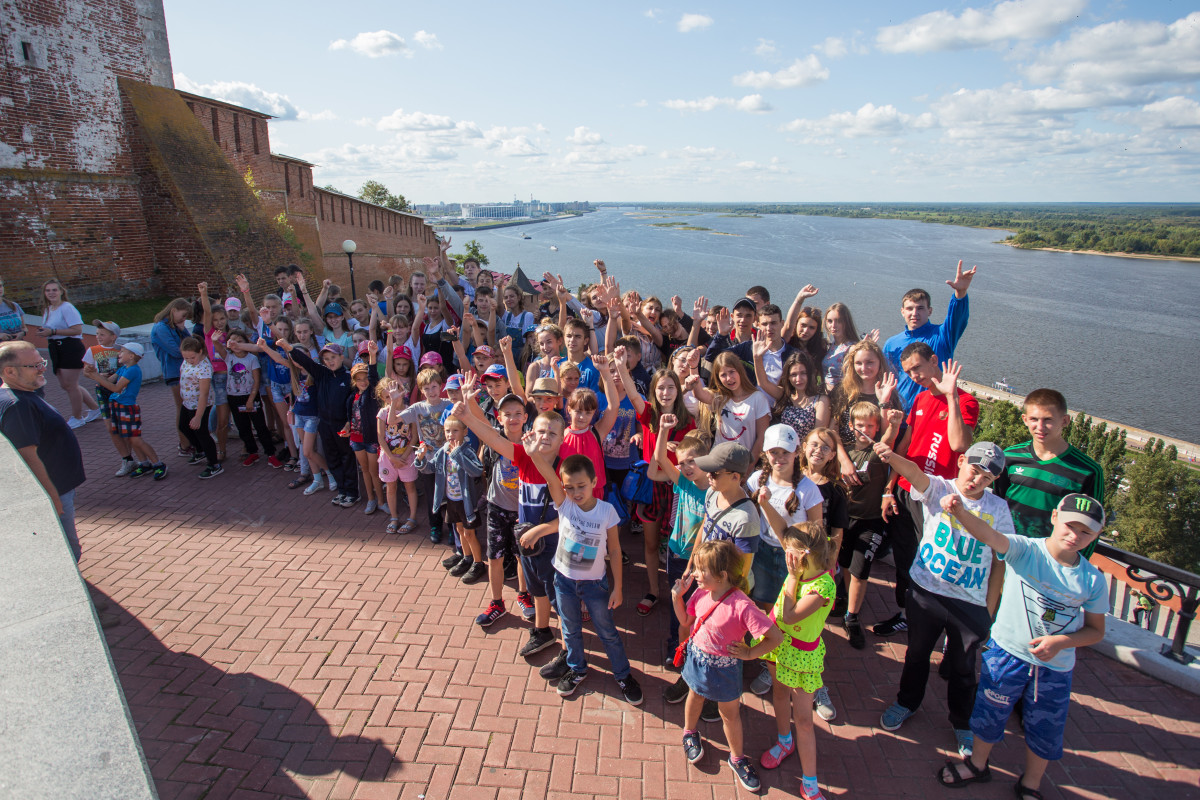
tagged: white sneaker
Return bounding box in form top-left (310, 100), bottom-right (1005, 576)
top-left (67, 416), bottom-right (85, 429)
top-left (326, 472), bottom-right (338, 491)
top-left (814, 686), bottom-right (837, 721)
top-left (304, 475), bottom-right (324, 495)
top-left (115, 459), bottom-right (135, 477)
top-left (83, 408), bottom-right (103, 424)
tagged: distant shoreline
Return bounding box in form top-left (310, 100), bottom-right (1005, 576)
top-left (1000, 241), bottom-right (1200, 263)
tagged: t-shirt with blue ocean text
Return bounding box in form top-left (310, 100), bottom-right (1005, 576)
top-left (909, 474), bottom-right (1014, 607)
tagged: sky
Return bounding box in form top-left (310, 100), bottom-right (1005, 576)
top-left (162, 1), bottom-right (1200, 204)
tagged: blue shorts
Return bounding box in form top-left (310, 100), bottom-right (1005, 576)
top-left (293, 414), bottom-right (320, 434)
top-left (349, 440), bottom-right (378, 454)
top-left (970, 640), bottom-right (1073, 761)
top-left (269, 381), bottom-right (291, 403)
top-left (749, 541), bottom-right (787, 605)
top-left (520, 532), bottom-right (558, 599)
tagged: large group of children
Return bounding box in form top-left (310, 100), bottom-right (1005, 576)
top-left (80, 242), bottom-right (1108, 799)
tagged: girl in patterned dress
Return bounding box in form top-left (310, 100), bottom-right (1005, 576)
top-left (756, 523), bottom-right (837, 800)
top-left (762, 350), bottom-right (831, 445)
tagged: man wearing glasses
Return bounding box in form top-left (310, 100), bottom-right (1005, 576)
top-left (0, 341), bottom-right (86, 560)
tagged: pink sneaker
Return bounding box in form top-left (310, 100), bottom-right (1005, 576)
top-left (759, 738), bottom-right (795, 770)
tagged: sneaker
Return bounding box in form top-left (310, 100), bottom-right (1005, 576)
top-left (682, 731), bottom-right (704, 764)
top-left (66, 416), bottom-right (86, 430)
top-left (813, 686), bottom-right (836, 721)
top-left (539, 651), bottom-right (570, 681)
top-left (129, 463), bottom-right (153, 478)
top-left (617, 675), bottom-right (644, 706)
top-left (630, 519), bottom-right (644, 535)
top-left (331, 493), bottom-right (346, 506)
top-left (338, 495), bottom-right (359, 508)
top-left (845, 615), bottom-right (866, 650)
top-left (880, 702), bottom-right (915, 732)
top-left (476, 599), bottom-right (506, 628)
top-left (954, 728), bottom-right (974, 759)
top-left (364, 499), bottom-right (378, 515)
top-left (728, 756), bottom-right (761, 792)
top-left (177, 447), bottom-right (194, 459)
top-left (442, 552), bottom-right (464, 570)
top-left (449, 556), bottom-right (473, 577)
top-left (556, 670), bottom-right (588, 697)
top-left (515, 592), bottom-right (535, 621)
top-left (663, 676), bottom-right (690, 705)
top-left (115, 459), bottom-right (135, 477)
top-left (83, 408), bottom-right (102, 424)
top-left (429, 526), bottom-right (443, 544)
top-left (700, 699), bottom-right (721, 723)
top-left (188, 453), bottom-right (206, 465)
top-left (199, 463), bottom-right (224, 480)
top-left (242, 454), bottom-right (260, 467)
top-left (519, 627), bottom-right (556, 658)
top-left (304, 475), bottom-right (325, 495)
top-left (267, 455), bottom-right (285, 469)
top-left (872, 613), bottom-right (908, 637)
top-left (750, 665), bottom-right (773, 696)
top-left (462, 562), bottom-right (488, 584)
top-left (152, 463), bottom-right (168, 481)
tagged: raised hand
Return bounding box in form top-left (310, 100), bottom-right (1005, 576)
top-left (756, 485), bottom-right (772, 505)
top-left (715, 307), bottom-right (732, 336)
top-left (383, 285), bottom-right (394, 300)
top-left (877, 371), bottom-right (898, 405)
top-left (498, 335), bottom-right (513, 354)
top-left (439, 235), bottom-right (452, 254)
top-left (450, 401), bottom-right (468, 420)
top-left (274, 338), bottom-right (291, 350)
top-left (671, 574), bottom-right (695, 601)
top-left (693, 295), bottom-right (709, 321)
top-left (946, 259), bottom-right (978, 297)
top-left (796, 283), bottom-right (818, 301)
top-left (294, 272), bottom-right (307, 292)
top-left (594, 259), bottom-right (606, 274)
top-left (934, 358), bottom-right (962, 395)
top-left (659, 412), bottom-right (678, 431)
top-left (415, 293), bottom-right (427, 310)
top-left (323, 278), bottom-right (332, 290)
top-left (422, 256), bottom-right (438, 272)
top-left (752, 337), bottom-right (770, 359)
top-left (683, 374), bottom-right (703, 394)
top-left (197, 281), bottom-right (208, 295)
top-left (940, 493), bottom-right (962, 515)
top-left (884, 408), bottom-right (904, 428)
top-left (867, 328), bottom-right (881, 343)
top-left (367, 340), bottom-right (378, 357)
top-left (612, 344), bottom-right (627, 364)
top-left (671, 295), bottom-right (683, 315)
top-left (235, 273), bottom-right (250, 294)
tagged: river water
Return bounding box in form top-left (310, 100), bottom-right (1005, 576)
top-left (463, 208), bottom-right (1200, 442)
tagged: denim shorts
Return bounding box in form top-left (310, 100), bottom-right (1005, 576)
top-left (750, 540), bottom-right (788, 605)
top-left (520, 532), bottom-right (559, 599)
top-left (293, 414), bottom-right (320, 434)
top-left (349, 440), bottom-right (378, 454)
top-left (269, 381), bottom-right (291, 403)
top-left (211, 371), bottom-right (229, 405)
top-left (971, 641), bottom-right (1073, 761)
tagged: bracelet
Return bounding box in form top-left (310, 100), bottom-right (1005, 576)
top-left (882, 493), bottom-right (894, 498)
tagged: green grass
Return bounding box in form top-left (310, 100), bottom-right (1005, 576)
top-left (75, 296), bottom-right (173, 329)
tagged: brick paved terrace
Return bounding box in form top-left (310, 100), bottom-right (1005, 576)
top-left (50, 378), bottom-right (1200, 799)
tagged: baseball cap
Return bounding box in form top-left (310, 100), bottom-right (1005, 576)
top-left (523, 323), bottom-right (539, 337)
top-left (356, 340), bottom-right (370, 355)
top-left (283, 291), bottom-right (296, 306)
top-left (763, 423), bottom-right (799, 453)
top-left (92, 319), bottom-right (121, 338)
top-left (732, 297), bottom-right (757, 314)
top-left (391, 345), bottom-right (413, 361)
top-left (119, 341), bottom-right (144, 358)
top-left (444, 374), bottom-right (464, 390)
top-left (419, 351), bottom-right (443, 366)
top-left (224, 297), bottom-right (242, 313)
top-left (323, 303), bottom-right (344, 316)
top-left (474, 345), bottom-right (495, 359)
top-left (320, 342), bottom-right (344, 357)
top-left (1056, 493), bottom-right (1106, 533)
top-left (497, 392), bottom-right (527, 410)
top-left (965, 441), bottom-right (1005, 478)
top-left (482, 364), bottom-right (508, 380)
top-left (529, 377), bottom-right (561, 398)
top-left (350, 362), bottom-right (369, 377)
top-left (693, 442), bottom-right (753, 476)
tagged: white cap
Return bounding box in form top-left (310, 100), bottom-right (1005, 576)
top-left (120, 341), bottom-right (145, 358)
top-left (763, 423), bottom-right (800, 453)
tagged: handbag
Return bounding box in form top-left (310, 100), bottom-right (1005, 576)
top-left (673, 587), bottom-right (736, 667)
top-left (620, 460), bottom-right (655, 506)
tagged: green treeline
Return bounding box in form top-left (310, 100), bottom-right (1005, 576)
top-left (631, 203), bottom-right (1200, 258)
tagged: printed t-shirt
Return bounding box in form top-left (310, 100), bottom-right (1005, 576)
top-left (560, 428), bottom-right (606, 498)
top-left (815, 481), bottom-right (850, 534)
top-left (715, 390), bottom-right (771, 451)
top-left (487, 449), bottom-right (520, 511)
top-left (636, 404), bottom-right (696, 463)
top-left (991, 535), bottom-right (1107, 672)
top-left (745, 471), bottom-right (823, 548)
top-left (179, 359), bottom-right (213, 410)
top-left (910, 474), bottom-right (1014, 607)
top-left (600, 396), bottom-right (638, 470)
top-left (0, 301), bottom-right (24, 336)
top-left (553, 498), bottom-right (621, 581)
top-left (83, 345), bottom-right (121, 377)
top-left (898, 388), bottom-right (980, 492)
top-left (377, 408), bottom-right (414, 461)
top-left (846, 445), bottom-right (890, 520)
top-left (109, 364), bottom-right (142, 406)
top-left (686, 588), bottom-right (774, 659)
top-left (398, 399), bottom-right (452, 451)
top-left (512, 443), bottom-right (558, 525)
top-left (668, 475), bottom-right (707, 557)
top-left (446, 456), bottom-right (463, 500)
top-left (701, 490), bottom-right (761, 555)
top-left (225, 353), bottom-right (258, 396)
top-left (349, 391), bottom-right (365, 442)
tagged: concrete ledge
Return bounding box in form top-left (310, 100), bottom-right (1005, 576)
top-left (0, 438), bottom-right (157, 799)
top-left (1093, 616), bottom-right (1200, 696)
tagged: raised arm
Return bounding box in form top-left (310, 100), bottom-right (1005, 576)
top-left (522, 430), bottom-right (566, 506)
top-left (497, 336), bottom-right (526, 401)
top-left (934, 359), bottom-right (973, 453)
top-left (198, 282), bottom-right (213, 330)
top-left (594, 354), bottom-right (623, 439)
top-left (783, 284), bottom-right (818, 341)
top-left (752, 338), bottom-right (782, 401)
top-left (939, 493), bottom-right (1008, 554)
top-left (873, 440), bottom-right (930, 495)
top-left (610, 345), bottom-right (645, 416)
top-left (234, 273), bottom-right (255, 318)
top-left (452, 400), bottom-right (514, 460)
top-left (647, 413), bottom-right (681, 483)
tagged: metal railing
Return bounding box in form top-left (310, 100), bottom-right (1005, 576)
top-left (1091, 542), bottom-right (1200, 665)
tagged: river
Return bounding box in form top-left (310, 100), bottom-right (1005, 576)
top-left (463, 208), bottom-right (1200, 442)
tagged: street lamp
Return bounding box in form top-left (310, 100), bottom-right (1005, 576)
top-left (342, 239), bottom-right (357, 300)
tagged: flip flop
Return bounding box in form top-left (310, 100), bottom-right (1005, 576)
top-left (636, 593), bottom-right (658, 616)
top-left (936, 757), bottom-right (991, 788)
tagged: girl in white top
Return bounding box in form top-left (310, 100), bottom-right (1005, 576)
top-left (37, 279), bottom-right (100, 426)
top-left (686, 351), bottom-right (772, 461)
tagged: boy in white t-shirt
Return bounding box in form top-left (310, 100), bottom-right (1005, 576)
top-left (872, 439), bottom-right (1015, 759)
top-left (518, 453), bottom-right (643, 706)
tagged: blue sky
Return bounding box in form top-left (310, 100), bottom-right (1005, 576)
top-left (164, 1), bottom-right (1200, 203)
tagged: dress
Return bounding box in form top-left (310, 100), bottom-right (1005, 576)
top-left (759, 571), bottom-right (836, 692)
top-left (779, 398), bottom-right (818, 444)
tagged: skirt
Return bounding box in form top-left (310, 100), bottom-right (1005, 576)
top-left (681, 641), bottom-right (743, 703)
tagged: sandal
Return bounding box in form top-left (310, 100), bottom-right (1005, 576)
top-left (636, 593), bottom-right (658, 616)
top-left (287, 474), bottom-right (311, 490)
top-left (398, 518), bottom-right (417, 535)
top-left (1013, 776), bottom-right (1044, 800)
top-left (386, 518), bottom-right (401, 535)
top-left (937, 757), bottom-right (991, 788)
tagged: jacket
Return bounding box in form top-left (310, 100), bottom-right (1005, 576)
top-left (151, 319), bottom-right (187, 381)
top-left (415, 441), bottom-right (484, 525)
top-left (289, 348), bottom-right (352, 425)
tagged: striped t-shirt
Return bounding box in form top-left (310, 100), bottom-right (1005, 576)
top-left (994, 442), bottom-right (1104, 557)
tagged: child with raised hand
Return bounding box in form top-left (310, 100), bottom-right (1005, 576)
top-left (933, 492), bottom-right (1107, 800)
top-left (762, 351), bottom-right (830, 445)
top-left (197, 283), bottom-right (232, 462)
top-left (395, 366), bottom-right (452, 540)
top-left (226, 332), bottom-right (280, 468)
top-left (672, 539), bottom-right (783, 793)
top-left (377, 378), bottom-right (419, 534)
top-left (516, 451), bottom-right (644, 706)
top-left (414, 411), bottom-right (486, 584)
top-left (872, 438), bottom-right (1013, 760)
top-left (524, 322), bottom-right (564, 386)
top-left (257, 318), bottom-right (301, 469)
top-left (82, 321), bottom-right (127, 473)
top-left (829, 339), bottom-right (897, 486)
top-left (756, 523), bottom-right (837, 800)
top-left (344, 340), bottom-right (384, 515)
top-left (285, 319), bottom-right (333, 491)
top-left (83, 341), bottom-right (167, 480)
top-left (687, 351), bottom-right (771, 462)
top-left (557, 354), bottom-right (622, 501)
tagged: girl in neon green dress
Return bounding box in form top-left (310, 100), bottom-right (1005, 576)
top-left (755, 522), bottom-right (837, 800)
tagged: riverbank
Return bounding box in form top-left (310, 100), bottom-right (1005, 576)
top-left (1000, 241), bottom-right (1200, 263)
top-left (431, 212), bottom-right (584, 232)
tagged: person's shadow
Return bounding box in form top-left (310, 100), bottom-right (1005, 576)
top-left (93, 586), bottom-right (403, 798)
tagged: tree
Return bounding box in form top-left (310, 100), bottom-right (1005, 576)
top-left (1065, 414), bottom-right (1127, 511)
top-left (358, 180), bottom-right (409, 212)
top-left (322, 183), bottom-right (344, 194)
top-left (973, 397), bottom-right (1028, 450)
top-left (448, 239), bottom-right (489, 266)
top-left (1112, 439), bottom-right (1200, 572)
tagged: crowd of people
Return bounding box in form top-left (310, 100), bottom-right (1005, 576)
top-left (0, 245), bottom-right (1110, 799)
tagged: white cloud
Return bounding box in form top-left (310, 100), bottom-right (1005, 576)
top-left (736, 157), bottom-right (790, 174)
top-left (413, 31), bottom-right (442, 50)
top-left (876, 0), bottom-right (1087, 54)
top-left (677, 13), bottom-right (713, 33)
top-left (733, 55), bottom-right (829, 89)
top-left (1024, 12), bottom-right (1200, 89)
top-left (644, 8), bottom-right (660, 20)
top-left (784, 102), bottom-right (935, 138)
top-left (329, 30), bottom-right (409, 58)
top-left (376, 108), bottom-right (456, 132)
top-left (298, 109), bottom-right (336, 122)
top-left (754, 38), bottom-right (777, 57)
top-left (564, 144), bottom-right (648, 165)
top-left (175, 73), bottom-right (309, 121)
top-left (814, 37), bottom-right (848, 58)
top-left (933, 84), bottom-right (1144, 130)
top-left (1130, 97), bottom-right (1200, 130)
top-left (662, 94), bottom-right (772, 113)
top-left (633, 99), bottom-right (648, 108)
top-left (565, 126), bottom-right (605, 145)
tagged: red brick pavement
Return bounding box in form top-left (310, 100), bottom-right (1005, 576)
top-left (47, 377), bottom-right (1200, 799)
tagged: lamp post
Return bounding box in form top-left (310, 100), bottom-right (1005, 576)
top-left (342, 239), bottom-right (357, 300)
